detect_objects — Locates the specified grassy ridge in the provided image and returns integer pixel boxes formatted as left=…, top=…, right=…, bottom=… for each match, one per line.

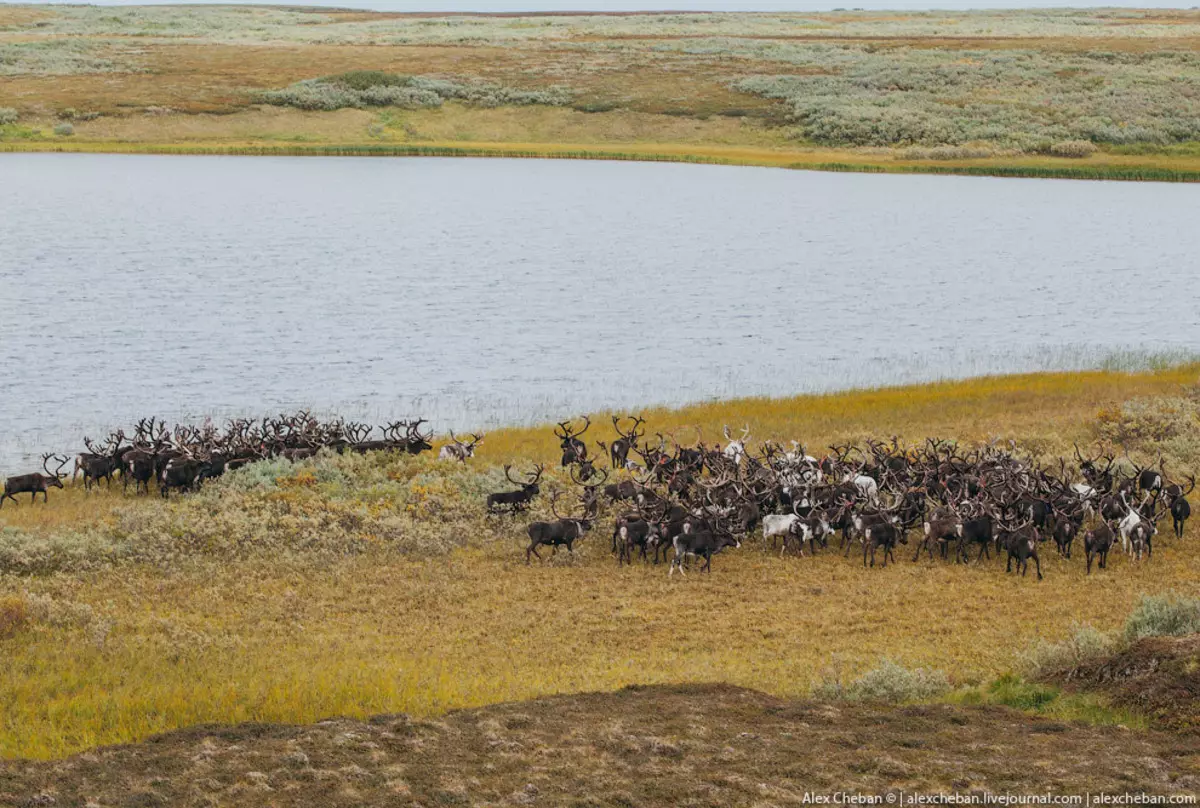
left=3, top=139, right=1199, bottom=182
left=3, top=366, right=1200, bottom=760
left=4, top=7, right=1200, bottom=181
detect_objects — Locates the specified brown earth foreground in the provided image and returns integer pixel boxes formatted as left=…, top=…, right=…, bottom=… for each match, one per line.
left=1047, top=636, right=1200, bottom=735
left=2, top=684, right=1198, bottom=807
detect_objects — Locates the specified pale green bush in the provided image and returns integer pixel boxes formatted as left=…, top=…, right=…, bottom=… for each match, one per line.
left=1023, top=624, right=1115, bottom=678
left=729, top=45, right=1200, bottom=148
left=53, top=122, right=74, bottom=137
left=262, top=72, right=572, bottom=112
left=0, top=526, right=133, bottom=574
left=1124, top=593, right=1200, bottom=642
left=814, top=658, right=950, bottom=702
left=0, top=107, right=17, bottom=125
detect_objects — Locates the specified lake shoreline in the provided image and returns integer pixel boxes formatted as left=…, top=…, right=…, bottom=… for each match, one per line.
left=4, top=139, right=1199, bottom=183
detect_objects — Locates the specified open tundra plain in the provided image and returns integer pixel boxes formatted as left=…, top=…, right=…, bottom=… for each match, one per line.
left=3, top=367, right=1200, bottom=805
left=1, top=5, right=1199, bottom=179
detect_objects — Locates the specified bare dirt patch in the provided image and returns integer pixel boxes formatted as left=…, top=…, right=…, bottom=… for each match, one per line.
left=2, top=683, right=1198, bottom=806
left=1044, top=636, right=1200, bottom=733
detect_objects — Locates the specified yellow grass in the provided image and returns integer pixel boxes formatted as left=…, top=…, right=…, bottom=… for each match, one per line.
left=3, top=366, right=1200, bottom=761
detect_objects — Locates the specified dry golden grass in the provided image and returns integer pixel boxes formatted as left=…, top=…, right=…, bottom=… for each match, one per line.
left=3, top=367, right=1200, bottom=761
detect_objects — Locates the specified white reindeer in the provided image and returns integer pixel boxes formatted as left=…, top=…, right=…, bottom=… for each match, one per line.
left=722, top=424, right=751, bottom=464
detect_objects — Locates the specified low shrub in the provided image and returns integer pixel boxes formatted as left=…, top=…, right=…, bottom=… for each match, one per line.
left=1023, top=624, right=1114, bottom=678
left=814, top=658, right=950, bottom=702
left=53, top=122, right=74, bottom=136
left=262, top=72, right=572, bottom=112
left=1048, top=139, right=1097, bottom=158
left=0, top=596, right=29, bottom=640
left=1095, top=395, right=1200, bottom=467
left=0, top=526, right=133, bottom=575
left=0, top=107, right=18, bottom=125
left=1124, top=593, right=1200, bottom=642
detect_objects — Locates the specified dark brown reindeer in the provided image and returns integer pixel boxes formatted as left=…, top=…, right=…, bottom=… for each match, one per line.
left=76, top=436, right=121, bottom=491
left=606, top=415, right=645, bottom=470
left=554, top=416, right=591, bottom=468
left=486, top=464, right=544, bottom=514
left=525, top=492, right=592, bottom=564
left=1165, top=474, right=1195, bottom=539
left=2, top=454, right=69, bottom=508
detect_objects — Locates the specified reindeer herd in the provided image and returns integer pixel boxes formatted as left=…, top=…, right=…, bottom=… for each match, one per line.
left=3, top=410, right=1193, bottom=581
left=0, top=412, right=457, bottom=505
left=500, top=416, right=1195, bottom=578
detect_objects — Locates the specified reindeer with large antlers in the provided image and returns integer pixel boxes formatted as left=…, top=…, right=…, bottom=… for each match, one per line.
left=604, top=415, right=645, bottom=470
left=439, top=431, right=483, bottom=462
left=554, top=416, right=591, bottom=468
left=486, top=464, right=544, bottom=514
left=525, top=492, right=593, bottom=564
left=2, top=454, right=69, bottom=508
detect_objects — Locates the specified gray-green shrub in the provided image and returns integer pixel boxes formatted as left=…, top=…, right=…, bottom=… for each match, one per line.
left=1124, top=593, right=1200, bottom=642
left=0, top=107, right=17, bottom=125
left=262, top=71, right=572, bottom=112
left=814, top=658, right=950, bottom=702
left=1023, top=624, right=1115, bottom=678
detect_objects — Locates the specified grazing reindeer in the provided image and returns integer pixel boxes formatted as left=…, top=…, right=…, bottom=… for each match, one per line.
left=722, top=424, right=751, bottom=464
left=438, top=431, right=483, bottom=462
left=2, top=454, right=69, bottom=507
left=526, top=493, right=592, bottom=564
left=554, top=417, right=591, bottom=468
left=486, top=464, right=543, bottom=514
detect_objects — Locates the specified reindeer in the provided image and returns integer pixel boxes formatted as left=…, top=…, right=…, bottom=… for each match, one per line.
left=1163, top=473, right=1195, bottom=539
left=1084, top=522, right=1117, bottom=574
left=526, top=492, right=592, bottom=564
left=486, top=465, right=543, bottom=514
left=605, top=415, right=645, bottom=470
left=2, top=454, right=68, bottom=507
left=77, top=436, right=121, bottom=491
left=722, top=424, right=751, bottom=464
left=1118, top=493, right=1161, bottom=561
left=438, top=431, right=483, bottom=462
left=554, top=417, right=591, bottom=468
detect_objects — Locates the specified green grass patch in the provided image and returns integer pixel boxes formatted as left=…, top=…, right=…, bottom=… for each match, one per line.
left=948, top=674, right=1148, bottom=729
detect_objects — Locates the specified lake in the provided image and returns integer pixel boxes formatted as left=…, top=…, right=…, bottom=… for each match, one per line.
left=0, top=153, right=1196, bottom=469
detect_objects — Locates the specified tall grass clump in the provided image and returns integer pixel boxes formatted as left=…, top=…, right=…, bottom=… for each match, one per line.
left=1123, top=593, right=1200, bottom=642
left=814, top=658, right=950, bottom=702
left=262, top=71, right=572, bottom=112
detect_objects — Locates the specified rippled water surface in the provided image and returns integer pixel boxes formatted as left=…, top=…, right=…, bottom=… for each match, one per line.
left=0, top=154, right=1196, bottom=468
